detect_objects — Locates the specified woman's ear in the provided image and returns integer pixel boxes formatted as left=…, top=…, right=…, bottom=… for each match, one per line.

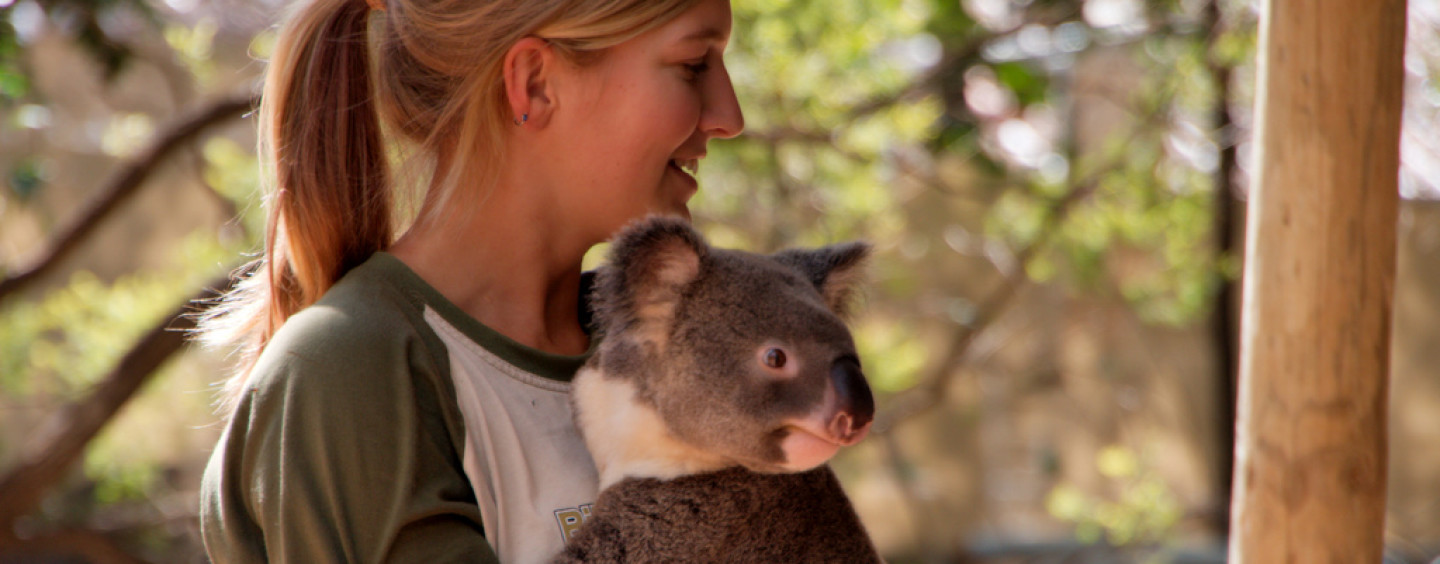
left=503, top=37, right=557, bottom=128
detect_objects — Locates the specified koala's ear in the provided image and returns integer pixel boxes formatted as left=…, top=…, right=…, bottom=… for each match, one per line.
left=593, top=216, right=709, bottom=335
left=770, top=241, right=871, bottom=317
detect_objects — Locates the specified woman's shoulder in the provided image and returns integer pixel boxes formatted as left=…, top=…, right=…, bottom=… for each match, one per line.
left=248, top=253, right=449, bottom=393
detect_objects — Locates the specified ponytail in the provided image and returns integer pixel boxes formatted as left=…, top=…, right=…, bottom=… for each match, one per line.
left=199, top=0, right=390, bottom=413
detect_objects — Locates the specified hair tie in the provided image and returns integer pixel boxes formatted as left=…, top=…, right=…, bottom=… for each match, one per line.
left=366, top=0, right=386, bottom=11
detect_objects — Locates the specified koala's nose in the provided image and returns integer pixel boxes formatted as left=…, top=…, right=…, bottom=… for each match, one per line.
left=829, top=356, right=874, bottom=444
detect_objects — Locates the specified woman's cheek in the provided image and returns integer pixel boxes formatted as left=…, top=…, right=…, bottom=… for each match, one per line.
left=658, top=85, right=704, bottom=134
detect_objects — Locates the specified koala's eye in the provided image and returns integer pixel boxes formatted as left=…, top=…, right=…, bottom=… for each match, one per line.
left=763, top=348, right=787, bottom=369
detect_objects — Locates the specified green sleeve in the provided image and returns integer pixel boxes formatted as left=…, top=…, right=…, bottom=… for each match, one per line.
left=199, top=296, right=498, bottom=564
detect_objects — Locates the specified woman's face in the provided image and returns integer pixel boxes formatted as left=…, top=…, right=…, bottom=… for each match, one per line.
left=545, top=0, right=744, bottom=243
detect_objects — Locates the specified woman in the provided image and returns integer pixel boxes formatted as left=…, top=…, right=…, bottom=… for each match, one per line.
left=196, top=0, right=743, bottom=560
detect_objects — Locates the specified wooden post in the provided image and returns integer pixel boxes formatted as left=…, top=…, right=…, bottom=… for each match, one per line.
left=1229, top=1, right=1407, bottom=562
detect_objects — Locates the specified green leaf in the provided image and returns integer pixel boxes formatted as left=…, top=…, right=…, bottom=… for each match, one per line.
left=8, top=157, right=44, bottom=201
left=991, top=61, right=1049, bottom=107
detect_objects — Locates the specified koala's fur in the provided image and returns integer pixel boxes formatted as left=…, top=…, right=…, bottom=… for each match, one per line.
left=554, top=217, right=881, bottom=563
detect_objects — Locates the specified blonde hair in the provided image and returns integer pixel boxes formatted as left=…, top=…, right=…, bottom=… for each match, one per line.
left=199, top=0, right=701, bottom=413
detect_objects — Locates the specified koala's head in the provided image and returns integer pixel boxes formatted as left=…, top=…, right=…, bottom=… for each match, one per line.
left=589, top=217, right=874, bottom=474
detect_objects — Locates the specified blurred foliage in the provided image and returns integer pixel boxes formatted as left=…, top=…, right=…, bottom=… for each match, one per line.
left=0, top=0, right=148, bottom=208
left=697, top=0, right=1253, bottom=555
left=202, top=136, right=265, bottom=239
left=855, top=320, right=928, bottom=393
left=0, top=137, right=256, bottom=396
left=6, top=156, right=44, bottom=201
left=1045, top=445, right=1184, bottom=546
left=0, top=235, right=229, bottom=534
left=706, top=0, right=935, bottom=248
left=0, top=0, right=159, bottom=90
left=0, top=14, right=26, bottom=102
left=0, top=105, right=258, bottom=548
left=706, top=0, right=1245, bottom=346
left=8, top=0, right=1439, bottom=560
left=1, top=269, right=179, bottom=395
left=163, top=16, right=216, bottom=88
left=0, top=0, right=1244, bottom=554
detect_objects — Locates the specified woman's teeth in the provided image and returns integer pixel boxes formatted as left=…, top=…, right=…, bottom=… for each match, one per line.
left=672, top=159, right=699, bottom=176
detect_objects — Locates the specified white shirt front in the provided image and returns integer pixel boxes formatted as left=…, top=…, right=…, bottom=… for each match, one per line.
left=425, top=307, right=599, bottom=564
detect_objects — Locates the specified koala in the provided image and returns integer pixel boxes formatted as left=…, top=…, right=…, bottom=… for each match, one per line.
left=554, top=217, right=881, bottom=563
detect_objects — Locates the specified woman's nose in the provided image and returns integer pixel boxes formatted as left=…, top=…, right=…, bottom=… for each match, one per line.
left=701, top=63, right=744, bottom=139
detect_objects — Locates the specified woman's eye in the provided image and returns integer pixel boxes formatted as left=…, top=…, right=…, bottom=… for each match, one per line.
left=683, top=60, right=710, bottom=79
left=763, top=348, right=787, bottom=369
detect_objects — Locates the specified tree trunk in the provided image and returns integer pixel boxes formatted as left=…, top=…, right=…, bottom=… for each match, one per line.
left=1204, top=0, right=1239, bottom=538
left=1229, top=1, right=1406, bottom=562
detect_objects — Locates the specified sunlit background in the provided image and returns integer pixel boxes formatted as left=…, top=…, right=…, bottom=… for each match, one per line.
left=1, top=0, right=1437, bottom=562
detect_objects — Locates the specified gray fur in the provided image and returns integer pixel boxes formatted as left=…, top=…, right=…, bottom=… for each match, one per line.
left=555, top=467, right=876, bottom=563
left=558, top=217, right=881, bottom=563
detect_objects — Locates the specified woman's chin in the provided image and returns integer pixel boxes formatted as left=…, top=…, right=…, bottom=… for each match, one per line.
left=647, top=201, right=691, bottom=222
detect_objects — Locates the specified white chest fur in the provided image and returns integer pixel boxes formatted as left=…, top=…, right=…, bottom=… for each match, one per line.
left=571, top=366, right=732, bottom=489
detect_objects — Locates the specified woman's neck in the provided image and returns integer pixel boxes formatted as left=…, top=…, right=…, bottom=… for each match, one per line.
left=389, top=188, right=593, bottom=356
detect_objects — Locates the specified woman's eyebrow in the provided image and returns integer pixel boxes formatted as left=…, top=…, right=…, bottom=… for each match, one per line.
left=680, top=26, right=728, bottom=43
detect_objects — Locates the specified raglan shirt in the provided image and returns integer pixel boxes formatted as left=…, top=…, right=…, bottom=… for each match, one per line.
left=199, top=252, right=600, bottom=564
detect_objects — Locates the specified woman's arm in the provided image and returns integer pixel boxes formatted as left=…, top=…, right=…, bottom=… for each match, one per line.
left=200, top=298, right=497, bottom=563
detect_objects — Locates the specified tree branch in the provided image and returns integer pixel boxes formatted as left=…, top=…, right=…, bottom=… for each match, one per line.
left=873, top=172, right=1101, bottom=433
left=873, top=112, right=1166, bottom=434
left=0, top=94, right=256, bottom=303
left=0, top=276, right=233, bottom=539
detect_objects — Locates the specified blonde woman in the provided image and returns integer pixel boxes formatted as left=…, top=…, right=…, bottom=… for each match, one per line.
left=196, top=0, right=743, bottom=561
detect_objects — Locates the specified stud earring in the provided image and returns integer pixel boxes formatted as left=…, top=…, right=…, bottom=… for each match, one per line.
left=514, top=113, right=529, bottom=126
